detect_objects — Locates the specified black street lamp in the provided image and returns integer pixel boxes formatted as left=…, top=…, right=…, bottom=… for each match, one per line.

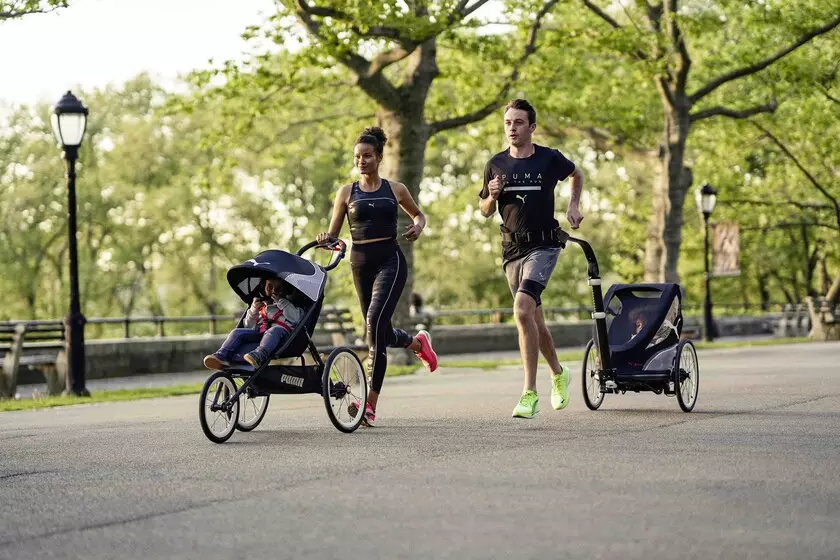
left=695, top=183, right=718, bottom=342
left=51, top=91, right=90, bottom=397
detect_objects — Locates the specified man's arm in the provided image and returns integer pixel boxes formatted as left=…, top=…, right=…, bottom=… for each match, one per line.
left=479, top=172, right=502, bottom=217
left=566, top=167, right=584, bottom=229
left=478, top=161, right=500, bottom=218
left=480, top=195, right=497, bottom=217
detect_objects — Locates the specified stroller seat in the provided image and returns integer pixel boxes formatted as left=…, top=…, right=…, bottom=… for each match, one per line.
left=603, top=283, right=683, bottom=374
left=272, top=298, right=323, bottom=358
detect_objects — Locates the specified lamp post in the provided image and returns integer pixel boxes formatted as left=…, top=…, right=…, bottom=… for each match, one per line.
left=51, top=91, right=90, bottom=397
left=695, top=183, right=718, bottom=342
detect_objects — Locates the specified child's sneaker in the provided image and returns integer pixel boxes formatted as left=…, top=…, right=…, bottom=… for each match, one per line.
left=414, top=330, right=438, bottom=372
left=203, top=353, right=231, bottom=371
left=243, top=350, right=267, bottom=369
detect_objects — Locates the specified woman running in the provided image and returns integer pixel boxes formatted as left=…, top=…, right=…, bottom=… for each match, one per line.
left=317, top=126, right=437, bottom=426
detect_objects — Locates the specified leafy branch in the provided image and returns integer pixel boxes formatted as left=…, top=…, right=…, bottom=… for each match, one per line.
left=690, top=15, right=840, bottom=103
left=428, top=0, right=561, bottom=134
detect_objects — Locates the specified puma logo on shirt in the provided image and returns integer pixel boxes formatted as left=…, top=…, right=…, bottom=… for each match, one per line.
left=516, top=194, right=527, bottom=204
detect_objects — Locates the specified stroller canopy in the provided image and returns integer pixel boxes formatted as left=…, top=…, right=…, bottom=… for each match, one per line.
left=227, top=250, right=326, bottom=303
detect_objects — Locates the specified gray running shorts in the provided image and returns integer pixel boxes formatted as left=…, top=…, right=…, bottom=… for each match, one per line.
left=503, top=247, right=561, bottom=306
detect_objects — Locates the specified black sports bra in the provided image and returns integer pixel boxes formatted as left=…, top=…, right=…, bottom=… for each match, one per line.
left=347, top=180, right=398, bottom=242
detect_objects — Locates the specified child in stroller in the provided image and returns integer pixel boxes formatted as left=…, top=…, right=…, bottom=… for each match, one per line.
left=203, top=277, right=305, bottom=370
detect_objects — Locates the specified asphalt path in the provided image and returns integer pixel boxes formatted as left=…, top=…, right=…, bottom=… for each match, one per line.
left=1, top=341, right=839, bottom=559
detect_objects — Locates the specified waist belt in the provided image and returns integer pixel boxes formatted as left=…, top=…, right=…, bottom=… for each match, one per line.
left=501, top=227, right=569, bottom=245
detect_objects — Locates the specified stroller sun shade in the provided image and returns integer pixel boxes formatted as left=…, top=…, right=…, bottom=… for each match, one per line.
left=226, top=250, right=326, bottom=303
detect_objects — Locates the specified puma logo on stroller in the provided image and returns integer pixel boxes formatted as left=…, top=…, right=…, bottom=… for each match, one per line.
left=281, top=374, right=304, bottom=387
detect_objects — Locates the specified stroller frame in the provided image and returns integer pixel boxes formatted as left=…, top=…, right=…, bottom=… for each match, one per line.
left=199, top=240, right=369, bottom=443
left=566, top=235, right=700, bottom=412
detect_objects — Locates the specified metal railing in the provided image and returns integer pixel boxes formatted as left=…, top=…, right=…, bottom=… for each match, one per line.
left=88, top=315, right=238, bottom=338
left=0, top=305, right=357, bottom=341
left=0, top=302, right=797, bottom=339
left=432, top=306, right=591, bottom=325
left=0, top=315, right=240, bottom=341
left=429, top=302, right=791, bottom=325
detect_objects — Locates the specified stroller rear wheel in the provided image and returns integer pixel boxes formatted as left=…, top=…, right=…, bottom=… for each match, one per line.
left=675, top=340, right=699, bottom=412
left=322, top=347, right=367, bottom=433
left=235, top=381, right=270, bottom=432
left=581, top=339, right=605, bottom=410
left=199, top=372, right=240, bottom=443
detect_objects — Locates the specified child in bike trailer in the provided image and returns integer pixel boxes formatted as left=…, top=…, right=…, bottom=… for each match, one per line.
left=203, top=277, right=304, bottom=370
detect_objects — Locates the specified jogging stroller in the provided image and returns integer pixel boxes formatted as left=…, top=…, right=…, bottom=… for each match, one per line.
left=565, top=237, right=700, bottom=412
left=198, top=239, right=369, bottom=443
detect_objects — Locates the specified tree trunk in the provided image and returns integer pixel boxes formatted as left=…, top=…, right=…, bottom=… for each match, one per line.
left=806, top=271, right=840, bottom=340
left=645, top=104, right=692, bottom=283
left=791, top=270, right=802, bottom=303
left=643, top=164, right=667, bottom=282
left=376, top=106, right=429, bottom=333
left=770, top=271, right=795, bottom=305
left=740, top=266, right=750, bottom=311
left=757, top=271, right=770, bottom=311
left=373, top=40, right=436, bottom=337
left=826, top=270, right=840, bottom=304
left=821, top=257, right=831, bottom=295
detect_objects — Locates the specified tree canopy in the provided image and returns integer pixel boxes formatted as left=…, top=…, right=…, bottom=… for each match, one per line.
left=1, top=1, right=837, bottom=336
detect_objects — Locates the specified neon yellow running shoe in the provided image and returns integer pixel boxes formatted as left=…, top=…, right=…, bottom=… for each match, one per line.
left=551, top=365, right=571, bottom=410
left=512, top=390, right=539, bottom=418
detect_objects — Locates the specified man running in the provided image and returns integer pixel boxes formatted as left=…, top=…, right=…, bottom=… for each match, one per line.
left=479, top=99, right=585, bottom=418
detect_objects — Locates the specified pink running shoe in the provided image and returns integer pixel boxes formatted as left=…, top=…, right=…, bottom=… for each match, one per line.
left=414, top=330, right=438, bottom=372
left=348, top=400, right=376, bottom=427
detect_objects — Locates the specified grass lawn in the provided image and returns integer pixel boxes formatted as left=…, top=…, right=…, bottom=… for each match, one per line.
left=0, top=384, right=204, bottom=412
left=0, top=364, right=422, bottom=413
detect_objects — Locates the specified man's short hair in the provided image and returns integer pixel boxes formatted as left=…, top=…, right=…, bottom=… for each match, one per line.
left=504, top=99, right=536, bottom=125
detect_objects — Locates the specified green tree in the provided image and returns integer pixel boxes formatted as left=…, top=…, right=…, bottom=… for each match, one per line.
left=531, top=0, right=839, bottom=283
left=0, top=0, right=66, bottom=21
left=197, top=0, right=563, bottom=321
left=0, top=105, right=66, bottom=317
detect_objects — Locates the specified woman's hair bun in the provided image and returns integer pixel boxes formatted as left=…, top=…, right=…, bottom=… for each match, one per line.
left=356, top=126, right=387, bottom=155
left=361, top=126, right=387, bottom=146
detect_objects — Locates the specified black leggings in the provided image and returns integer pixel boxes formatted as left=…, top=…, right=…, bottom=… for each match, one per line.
left=350, top=240, right=413, bottom=394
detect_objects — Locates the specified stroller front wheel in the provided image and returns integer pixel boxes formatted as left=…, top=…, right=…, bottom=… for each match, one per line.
left=322, top=347, right=367, bottom=433
left=235, top=380, right=270, bottom=432
left=199, top=372, right=240, bottom=443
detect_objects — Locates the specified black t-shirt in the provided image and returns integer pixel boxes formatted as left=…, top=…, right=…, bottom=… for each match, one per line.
left=479, top=144, right=576, bottom=262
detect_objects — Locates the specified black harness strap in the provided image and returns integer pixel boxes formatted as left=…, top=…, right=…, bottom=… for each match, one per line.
left=501, top=227, right=569, bottom=245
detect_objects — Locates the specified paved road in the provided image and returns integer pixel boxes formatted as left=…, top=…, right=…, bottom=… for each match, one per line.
left=12, top=334, right=778, bottom=398
left=1, top=342, right=839, bottom=559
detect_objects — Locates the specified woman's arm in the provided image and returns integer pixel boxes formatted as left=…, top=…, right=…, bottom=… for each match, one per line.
left=392, top=182, right=426, bottom=241
left=317, top=184, right=350, bottom=243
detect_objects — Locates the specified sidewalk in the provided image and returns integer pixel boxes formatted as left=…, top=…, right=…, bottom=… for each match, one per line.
left=12, top=334, right=780, bottom=399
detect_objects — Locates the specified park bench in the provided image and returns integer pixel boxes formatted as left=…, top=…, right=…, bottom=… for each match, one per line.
left=316, top=305, right=367, bottom=354
left=0, top=321, right=67, bottom=398
left=774, top=303, right=812, bottom=337
left=813, top=298, right=839, bottom=325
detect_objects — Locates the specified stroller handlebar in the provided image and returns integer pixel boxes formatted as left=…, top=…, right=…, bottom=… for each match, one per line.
left=566, top=235, right=600, bottom=280
left=297, top=238, right=347, bottom=271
